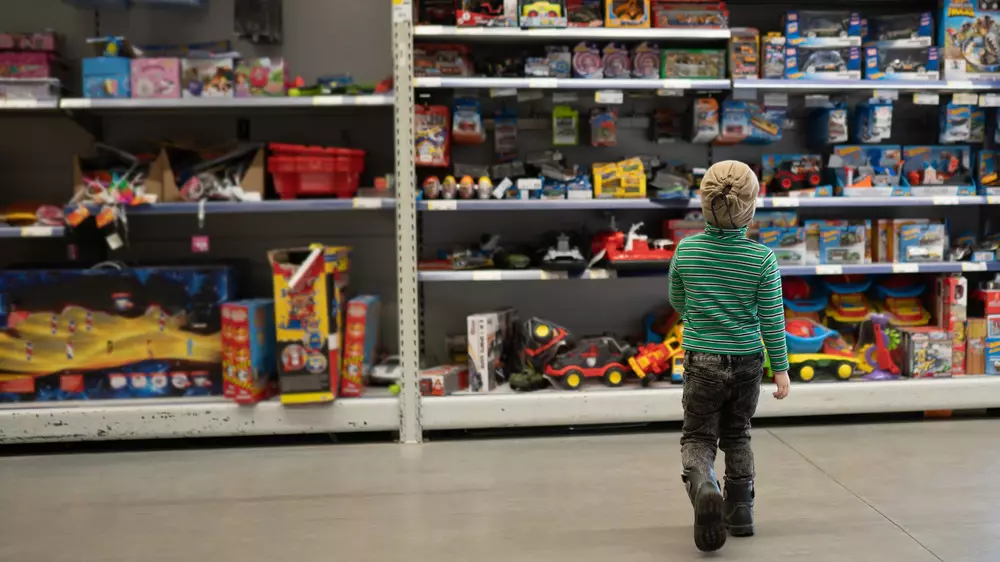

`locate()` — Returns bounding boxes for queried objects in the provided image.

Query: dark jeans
[681,350,764,483]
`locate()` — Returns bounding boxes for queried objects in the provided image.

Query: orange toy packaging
[268,244,350,404]
[935,276,967,375]
[222,299,277,404]
[341,296,380,397]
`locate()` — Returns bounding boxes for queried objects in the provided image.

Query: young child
[668,160,790,552]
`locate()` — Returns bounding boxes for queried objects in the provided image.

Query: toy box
[419,364,469,396]
[967,318,986,374]
[457,0,518,26]
[467,308,516,392]
[717,100,785,144]
[691,97,719,143]
[526,46,572,77]
[853,100,894,144]
[602,43,632,78]
[762,33,785,78]
[341,295,380,398]
[729,27,759,79]
[901,327,954,377]
[181,57,234,97]
[806,219,868,265]
[269,245,351,404]
[898,224,947,263]
[807,106,849,149]
[760,227,807,265]
[130,58,181,99]
[866,12,933,46]
[567,0,603,26]
[761,154,832,197]
[829,145,903,196]
[0,52,60,79]
[785,45,862,79]
[784,10,862,47]
[416,104,451,167]
[606,0,651,28]
[986,336,1000,375]
[83,57,131,98]
[234,57,286,97]
[661,48,725,78]
[0,266,232,402]
[819,224,868,265]
[939,103,973,144]
[977,150,1000,195]
[521,0,569,27]
[632,42,660,78]
[0,31,62,52]
[593,158,647,198]
[901,145,976,196]
[222,299,277,404]
[864,46,939,80]
[936,276,968,375]
[939,0,1000,80]
[653,2,728,28]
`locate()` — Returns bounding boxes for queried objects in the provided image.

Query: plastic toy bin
[267,143,365,199]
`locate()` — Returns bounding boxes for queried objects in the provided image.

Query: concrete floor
[0,420,997,562]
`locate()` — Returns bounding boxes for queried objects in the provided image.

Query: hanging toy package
[590,108,618,147]
[415,105,451,167]
[452,97,486,145]
[553,105,580,146]
[572,42,603,78]
[631,42,660,79]
[602,43,632,78]
[494,109,519,161]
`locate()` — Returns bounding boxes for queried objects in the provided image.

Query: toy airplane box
[759,227,807,266]
[865,12,934,47]
[828,145,905,197]
[760,154,833,197]
[977,150,1000,196]
[900,145,977,196]
[939,0,1000,80]
[784,10,862,47]
[269,244,350,405]
[222,299,277,405]
[819,224,868,265]
[0,266,233,402]
[864,46,939,80]
[341,295,380,398]
[785,45,862,80]
[898,224,947,263]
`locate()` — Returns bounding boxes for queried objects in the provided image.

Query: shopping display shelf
[0,98,60,110]
[0,394,399,444]
[419,268,617,281]
[781,262,1000,276]
[732,78,1000,92]
[418,196,998,211]
[70,198,395,216]
[414,25,731,41]
[59,95,394,110]
[0,226,64,238]
[414,77,731,90]
[419,376,1000,430]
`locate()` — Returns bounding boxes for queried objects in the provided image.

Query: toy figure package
[494,109,518,161]
[416,104,450,167]
[590,107,618,146]
[520,0,569,27]
[606,0,651,28]
[553,105,580,146]
[631,42,660,78]
[864,46,939,80]
[452,97,485,145]
[457,0,518,26]
[762,33,786,78]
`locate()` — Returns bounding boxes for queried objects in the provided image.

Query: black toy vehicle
[544,336,635,390]
[805,17,849,38]
[803,50,847,73]
[885,58,926,73]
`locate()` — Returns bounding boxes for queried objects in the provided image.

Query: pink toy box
[234,57,286,97]
[131,58,181,99]
[0,52,57,79]
[0,31,61,52]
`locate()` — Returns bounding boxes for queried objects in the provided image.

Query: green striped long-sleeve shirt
[668,224,789,372]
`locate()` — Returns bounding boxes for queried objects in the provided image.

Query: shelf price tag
[2,99,40,109]
[763,92,789,107]
[980,93,1000,107]
[733,88,757,101]
[656,89,684,97]
[815,265,843,275]
[804,94,831,108]
[962,262,988,272]
[490,88,517,98]
[892,263,921,273]
[585,269,612,280]
[873,89,899,101]
[988,196,1000,205]
[527,78,558,89]
[391,0,412,22]
[954,92,979,105]
[427,200,457,211]
[472,270,503,281]
[417,77,442,88]
[913,92,940,105]
[771,198,800,208]
[540,270,568,280]
[933,196,960,205]
[595,90,624,104]
[353,198,383,209]
[19,226,54,237]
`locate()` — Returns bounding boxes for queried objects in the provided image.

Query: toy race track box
[784,10,862,47]
[467,308,516,392]
[269,244,351,405]
[900,327,953,377]
[864,46,939,80]
[977,150,1000,195]
[760,154,833,197]
[457,0,518,26]
[829,145,904,197]
[605,0,651,28]
[521,0,569,27]
[866,12,934,47]
[759,227,807,266]
[819,224,868,265]
[939,0,1000,80]
[222,299,277,404]
[936,275,968,375]
[341,295,381,398]
[785,45,862,79]
[901,145,976,196]
[0,266,232,403]
[729,27,759,79]
[898,224,947,263]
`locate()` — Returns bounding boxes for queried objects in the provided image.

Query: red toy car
[769,160,822,192]
[544,336,635,390]
[591,221,674,270]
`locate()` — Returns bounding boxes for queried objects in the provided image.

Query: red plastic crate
[267,143,366,199]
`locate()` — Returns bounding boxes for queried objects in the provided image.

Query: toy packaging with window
[520,0,568,27]
[936,276,968,375]
[0,31,63,52]
[593,158,646,198]
[552,105,580,145]
[602,43,632,77]
[525,46,572,77]
[222,299,277,404]
[416,105,451,167]
[729,27,759,78]
[939,103,974,144]
[420,365,469,396]
[452,97,485,145]
[631,42,661,78]
[605,0,651,28]
[691,97,719,143]
[653,1,729,28]
[901,145,976,195]
[661,48,725,79]
[784,10,862,47]
[819,224,868,265]
[761,154,831,197]
[898,224,946,263]
[967,318,986,374]
[762,33,786,78]
[900,327,953,378]
[987,337,1000,375]
[567,0,604,26]
[269,245,350,404]
[341,295,380,398]
[181,56,234,97]
[867,12,934,46]
[234,57,286,97]
[864,46,939,80]
[590,107,618,146]
[785,45,862,79]
[572,42,603,77]
[457,0,518,26]
[0,266,232,402]
[467,308,516,392]
[760,227,807,266]
[414,44,472,77]
[977,150,1000,195]
[717,100,784,143]
[808,106,849,148]
[854,100,894,144]
[130,58,181,98]
[939,0,1000,80]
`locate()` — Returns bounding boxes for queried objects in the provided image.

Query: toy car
[886,58,926,73]
[371,356,401,384]
[806,18,848,38]
[545,336,635,390]
[826,249,861,263]
[804,50,847,73]
[774,250,803,264]
[522,1,562,17]
[779,231,803,247]
[769,160,823,192]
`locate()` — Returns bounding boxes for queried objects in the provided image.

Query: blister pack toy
[939,103,974,144]
[691,98,719,143]
[760,227,807,265]
[939,0,1000,80]
[520,0,569,27]
[525,46,572,77]
[762,32,786,78]
[819,225,868,265]
[784,10,862,47]
[808,106,849,149]
[978,150,1000,195]
[729,27,759,78]
[415,105,450,167]
[864,45,939,80]
[606,0,651,28]
[854,100,893,144]
[897,224,947,263]
[452,97,485,145]
[631,42,660,78]
[761,154,831,196]
[603,43,632,77]
[590,108,618,146]
[866,12,934,46]
[785,46,862,79]
[661,48,725,78]
[717,100,785,144]
[553,105,580,146]
[572,42,603,77]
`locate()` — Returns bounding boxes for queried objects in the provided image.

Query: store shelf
[419,268,615,281]
[732,78,1000,92]
[0,98,60,110]
[76,198,395,216]
[420,376,1000,431]
[781,262,1000,276]
[59,95,394,110]
[0,395,399,444]
[415,77,731,90]
[418,196,998,211]
[414,25,731,41]
[0,226,64,238]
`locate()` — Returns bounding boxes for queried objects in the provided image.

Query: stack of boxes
[0,31,65,100]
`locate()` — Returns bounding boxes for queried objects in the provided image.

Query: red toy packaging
[267,143,366,200]
[222,299,278,404]
[341,296,381,398]
[457,0,518,26]
[269,245,351,404]
[416,105,451,167]
[420,364,469,396]
[935,275,968,375]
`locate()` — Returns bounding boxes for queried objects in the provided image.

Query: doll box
[130,58,181,99]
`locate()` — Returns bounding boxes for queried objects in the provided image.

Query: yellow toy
[593,158,647,199]
[606,0,651,28]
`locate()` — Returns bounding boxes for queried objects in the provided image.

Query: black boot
[724,479,755,537]
[683,470,727,552]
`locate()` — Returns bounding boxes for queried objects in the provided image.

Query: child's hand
[772,371,790,400]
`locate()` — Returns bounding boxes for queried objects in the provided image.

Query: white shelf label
[586,269,612,279]
[472,270,503,281]
[313,96,346,106]
[1,99,40,109]
[427,200,457,211]
[595,90,624,104]
[988,196,1000,205]
[913,92,940,105]
[892,263,921,273]
[771,198,800,208]
[61,98,92,108]
[980,93,1000,107]
[816,265,843,275]
[954,92,979,105]
[527,78,558,89]
[391,0,412,22]
[539,270,568,280]
[455,26,484,34]
[962,262,989,272]
[353,198,383,209]
[662,79,692,89]
[733,88,757,101]
[417,77,442,87]
[20,226,55,237]
[804,94,831,108]
[763,92,789,107]
[490,88,518,98]
[873,89,899,101]
[656,89,684,97]
[933,196,960,205]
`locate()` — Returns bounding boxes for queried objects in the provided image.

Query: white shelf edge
[414,25,731,41]
[415,77,730,90]
[59,95,394,110]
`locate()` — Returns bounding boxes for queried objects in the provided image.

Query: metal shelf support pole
[393,0,422,444]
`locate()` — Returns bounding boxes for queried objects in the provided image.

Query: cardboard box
[234,57,286,97]
[819,224,867,265]
[898,224,946,263]
[967,318,986,375]
[131,58,181,99]
[936,276,968,375]
[419,364,469,396]
[269,245,350,404]
[181,57,235,97]
[987,337,1000,375]
[222,299,277,404]
[901,327,953,378]
[940,0,1000,80]
[341,295,381,398]
[759,227,807,266]
[467,308,515,393]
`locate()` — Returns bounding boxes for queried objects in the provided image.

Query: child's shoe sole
[693,483,727,552]
[727,524,755,537]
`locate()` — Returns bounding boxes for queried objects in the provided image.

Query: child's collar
[705,224,748,239]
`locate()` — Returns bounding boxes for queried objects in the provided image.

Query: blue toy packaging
[987,338,1000,375]
[819,224,869,265]
[898,224,947,263]
[939,103,974,144]
[978,150,1000,195]
[83,57,131,98]
[901,145,976,196]
[829,145,903,196]
[785,46,862,80]
[865,12,934,46]
[808,105,849,149]
[853,100,893,143]
[939,0,1000,80]
[784,10,862,47]
[222,299,277,405]
[759,227,807,266]
[718,100,785,143]
[864,46,939,80]
[971,107,986,143]
[0,266,233,402]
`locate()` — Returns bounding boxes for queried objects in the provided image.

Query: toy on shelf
[763,155,824,195]
[633,311,684,384]
[940,0,1000,80]
[823,275,873,333]
[457,0,518,26]
[653,1,729,29]
[546,336,635,389]
[540,233,587,271]
[415,105,450,167]
[606,0,651,28]
[567,0,603,26]
[520,0,568,27]
[729,27,759,79]
[901,146,975,195]
[854,314,902,380]
[875,277,930,327]
[785,318,857,382]
[590,219,673,270]
[267,143,365,199]
[593,157,645,198]
[131,58,181,98]
[783,277,828,322]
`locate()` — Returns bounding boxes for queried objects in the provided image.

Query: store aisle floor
[1,419,997,562]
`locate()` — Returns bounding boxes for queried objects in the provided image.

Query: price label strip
[815,265,843,275]
[472,270,504,281]
[595,90,624,104]
[892,263,920,273]
[913,92,940,106]
[962,262,988,272]
[427,200,457,211]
